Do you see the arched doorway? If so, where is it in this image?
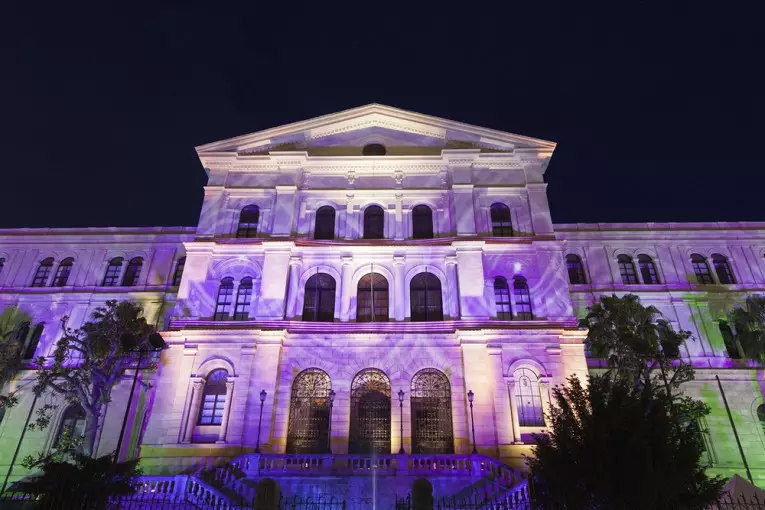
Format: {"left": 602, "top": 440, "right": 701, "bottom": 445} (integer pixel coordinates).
{"left": 410, "top": 369, "right": 454, "bottom": 454}
{"left": 349, "top": 369, "right": 391, "bottom": 454}
{"left": 286, "top": 368, "right": 332, "bottom": 453}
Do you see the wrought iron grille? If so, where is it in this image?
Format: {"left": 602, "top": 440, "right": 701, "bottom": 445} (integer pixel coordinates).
{"left": 410, "top": 368, "right": 454, "bottom": 454}
{"left": 514, "top": 368, "right": 544, "bottom": 427}
{"left": 349, "top": 368, "right": 391, "bottom": 453}
{"left": 286, "top": 368, "right": 331, "bottom": 454}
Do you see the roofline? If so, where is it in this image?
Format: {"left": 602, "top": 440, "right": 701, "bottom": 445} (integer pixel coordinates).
{"left": 554, "top": 222, "right": 765, "bottom": 232}
{"left": 195, "top": 103, "right": 556, "bottom": 153}
{"left": 0, "top": 226, "right": 197, "bottom": 236}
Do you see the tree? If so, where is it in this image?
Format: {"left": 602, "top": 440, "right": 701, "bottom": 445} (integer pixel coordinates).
{"left": 15, "top": 453, "right": 140, "bottom": 509}
{"left": 0, "top": 306, "right": 33, "bottom": 409}
{"left": 580, "top": 294, "right": 709, "bottom": 425}
{"left": 726, "top": 295, "right": 765, "bottom": 363}
{"left": 527, "top": 374, "right": 724, "bottom": 509}
{"left": 30, "top": 300, "right": 161, "bottom": 456}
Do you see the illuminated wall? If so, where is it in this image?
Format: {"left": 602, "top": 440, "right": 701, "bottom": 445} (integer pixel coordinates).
{"left": 0, "top": 105, "right": 762, "bottom": 493}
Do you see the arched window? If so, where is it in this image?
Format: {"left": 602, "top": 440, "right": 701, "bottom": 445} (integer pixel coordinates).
{"left": 287, "top": 368, "right": 332, "bottom": 454}
{"left": 0, "top": 257, "right": 5, "bottom": 277}
{"left": 349, "top": 369, "right": 391, "bottom": 454}
{"left": 638, "top": 254, "right": 660, "bottom": 284}
{"left": 54, "top": 404, "right": 86, "bottom": 449}
{"left": 494, "top": 277, "right": 512, "bottom": 320}
{"left": 302, "top": 273, "right": 336, "bottom": 322}
{"left": 410, "top": 369, "right": 453, "bottom": 454}
{"left": 234, "top": 277, "right": 253, "bottom": 320}
{"left": 198, "top": 369, "right": 228, "bottom": 425}
{"left": 31, "top": 258, "right": 54, "bottom": 287}
{"left": 102, "top": 257, "right": 123, "bottom": 287}
{"left": 22, "top": 323, "right": 43, "bottom": 361}
{"left": 237, "top": 205, "right": 260, "bottom": 238}
{"left": 566, "top": 254, "right": 586, "bottom": 284}
{"left": 691, "top": 254, "right": 713, "bottom": 284}
{"left": 490, "top": 203, "right": 513, "bottom": 237}
{"left": 718, "top": 320, "right": 742, "bottom": 359}
{"left": 412, "top": 205, "right": 434, "bottom": 239}
{"left": 214, "top": 277, "right": 234, "bottom": 320}
{"left": 712, "top": 254, "right": 735, "bottom": 284}
{"left": 514, "top": 368, "right": 544, "bottom": 426}
{"left": 410, "top": 272, "right": 443, "bottom": 322}
{"left": 51, "top": 258, "right": 74, "bottom": 287}
{"left": 617, "top": 255, "right": 638, "bottom": 284}
{"left": 314, "top": 206, "right": 336, "bottom": 240}
{"left": 122, "top": 257, "right": 143, "bottom": 286}
{"left": 363, "top": 205, "right": 385, "bottom": 240}
{"left": 513, "top": 277, "right": 533, "bottom": 320}
{"left": 357, "top": 273, "right": 389, "bottom": 322}
{"left": 172, "top": 257, "right": 186, "bottom": 286}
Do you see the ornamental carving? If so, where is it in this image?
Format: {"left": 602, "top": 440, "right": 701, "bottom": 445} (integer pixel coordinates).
{"left": 393, "top": 170, "right": 405, "bottom": 186}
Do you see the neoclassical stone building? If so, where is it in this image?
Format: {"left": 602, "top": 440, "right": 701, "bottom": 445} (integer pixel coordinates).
{"left": 0, "top": 105, "right": 763, "bottom": 505}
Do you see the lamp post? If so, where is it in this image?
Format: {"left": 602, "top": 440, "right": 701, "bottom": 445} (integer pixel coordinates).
{"left": 467, "top": 390, "right": 477, "bottom": 454}
{"left": 398, "top": 389, "right": 405, "bottom": 454}
{"left": 327, "top": 389, "right": 336, "bottom": 454}
{"left": 255, "top": 389, "right": 267, "bottom": 453}
{"left": 115, "top": 332, "right": 167, "bottom": 463}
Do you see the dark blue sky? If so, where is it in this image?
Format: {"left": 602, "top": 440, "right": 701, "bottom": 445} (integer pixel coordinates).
{"left": 1, "top": 2, "right": 762, "bottom": 228}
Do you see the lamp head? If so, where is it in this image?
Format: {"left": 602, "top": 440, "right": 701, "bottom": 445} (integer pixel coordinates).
{"left": 467, "top": 390, "right": 474, "bottom": 403}
{"left": 329, "top": 389, "right": 336, "bottom": 402}
{"left": 398, "top": 389, "right": 404, "bottom": 402}
{"left": 260, "top": 389, "right": 267, "bottom": 402}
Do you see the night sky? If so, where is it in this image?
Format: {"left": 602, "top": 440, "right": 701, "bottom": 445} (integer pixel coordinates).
{"left": 2, "top": 3, "right": 762, "bottom": 229}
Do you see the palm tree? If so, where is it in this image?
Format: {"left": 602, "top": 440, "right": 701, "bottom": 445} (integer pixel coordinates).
{"left": 726, "top": 295, "right": 765, "bottom": 363}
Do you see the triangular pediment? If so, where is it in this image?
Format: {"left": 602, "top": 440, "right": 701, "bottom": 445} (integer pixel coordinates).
{"left": 196, "top": 104, "right": 555, "bottom": 156}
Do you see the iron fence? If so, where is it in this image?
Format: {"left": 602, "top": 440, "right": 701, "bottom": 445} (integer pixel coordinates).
{"left": 0, "top": 492, "right": 346, "bottom": 510}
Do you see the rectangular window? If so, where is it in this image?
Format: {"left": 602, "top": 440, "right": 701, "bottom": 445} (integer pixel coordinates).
{"left": 198, "top": 394, "right": 226, "bottom": 425}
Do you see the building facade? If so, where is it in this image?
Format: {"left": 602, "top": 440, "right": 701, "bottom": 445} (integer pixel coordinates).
{"left": 0, "top": 105, "right": 763, "bottom": 505}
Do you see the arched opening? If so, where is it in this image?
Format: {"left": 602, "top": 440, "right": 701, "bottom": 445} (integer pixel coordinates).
{"left": 234, "top": 277, "right": 253, "bottom": 320}
{"left": 357, "top": 273, "right": 389, "bottom": 322}
{"left": 214, "top": 277, "right": 235, "bottom": 320}
{"left": 712, "top": 254, "right": 735, "bottom": 284}
{"left": 31, "top": 257, "right": 54, "bottom": 287}
{"left": 52, "top": 258, "right": 74, "bottom": 287}
{"left": 638, "top": 254, "right": 660, "bottom": 284}
{"left": 363, "top": 205, "right": 385, "bottom": 240}
{"left": 691, "top": 254, "right": 713, "bottom": 284}
{"left": 514, "top": 368, "right": 544, "bottom": 426}
{"left": 237, "top": 205, "right": 260, "bottom": 238}
{"left": 314, "top": 206, "right": 336, "bottom": 240}
{"left": 412, "top": 205, "right": 434, "bottom": 239}
{"left": 410, "top": 272, "right": 443, "bottom": 322}
{"left": 122, "top": 257, "right": 143, "bottom": 286}
{"left": 349, "top": 369, "right": 391, "bottom": 454}
{"left": 410, "top": 369, "right": 453, "bottom": 454}
{"left": 54, "top": 404, "right": 87, "bottom": 451}
{"left": 566, "top": 254, "right": 586, "bottom": 284}
{"left": 493, "top": 277, "right": 512, "bottom": 320}
{"left": 286, "top": 369, "right": 332, "bottom": 454}
{"left": 617, "top": 255, "right": 638, "bottom": 284}
{"left": 490, "top": 203, "right": 513, "bottom": 236}
{"left": 302, "top": 273, "right": 336, "bottom": 322}
{"left": 198, "top": 369, "right": 228, "bottom": 426}
{"left": 513, "top": 277, "right": 533, "bottom": 320}
{"left": 102, "top": 257, "right": 124, "bottom": 287}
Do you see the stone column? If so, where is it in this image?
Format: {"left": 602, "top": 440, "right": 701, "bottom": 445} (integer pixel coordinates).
{"left": 452, "top": 185, "right": 477, "bottom": 236}
{"left": 256, "top": 244, "right": 292, "bottom": 320}
{"left": 393, "top": 255, "right": 406, "bottom": 320}
{"left": 271, "top": 185, "right": 298, "bottom": 237}
{"left": 182, "top": 379, "right": 203, "bottom": 443}
{"left": 455, "top": 243, "right": 489, "bottom": 319}
{"left": 394, "top": 194, "right": 404, "bottom": 240}
{"left": 445, "top": 256, "right": 459, "bottom": 319}
{"left": 217, "top": 381, "right": 235, "bottom": 443}
{"left": 507, "top": 380, "right": 522, "bottom": 443}
{"left": 339, "top": 255, "right": 354, "bottom": 321}
{"left": 489, "top": 348, "right": 514, "bottom": 447}
{"left": 540, "top": 379, "right": 552, "bottom": 429}
{"left": 344, "top": 194, "right": 355, "bottom": 240}
{"left": 286, "top": 257, "right": 302, "bottom": 319}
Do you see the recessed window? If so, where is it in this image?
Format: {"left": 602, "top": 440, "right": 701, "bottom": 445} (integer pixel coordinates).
{"left": 712, "top": 254, "right": 735, "bottom": 284}
{"left": 363, "top": 205, "right": 385, "bottom": 240}
{"left": 31, "top": 258, "right": 54, "bottom": 287}
{"left": 198, "top": 369, "right": 228, "bottom": 425}
{"left": 566, "top": 254, "right": 586, "bottom": 285}
{"left": 691, "top": 254, "right": 713, "bottom": 284}
{"left": 103, "top": 257, "right": 124, "bottom": 287}
{"left": 490, "top": 203, "right": 513, "bottom": 237}
{"left": 52, "top": 258, "right": 74, "bottom": 287}
{"left": 513, "top": 277, "right": 533, "bottom": 320}
{"left": 638, "top": 254, "right": 660, "bottom": 284}
{"left": 494, "top": 277, "right": 512, "bottom": 320}
{"left": 214, "top": 277, "right": 234, "bottom": 320}
{"left": 172, "top": 257, "right": 186, "bottom": 287}
{"left": 412, "top": 205, "right": 434, "bottom": 239}
{"left": 617, "top": 255, "right": 639, "bottom": 285}
{"left": 314, "top": 206, "right": 336, "bottom": 240}
{"left": 362, "top": 143, "right": 387, "bottom": 156}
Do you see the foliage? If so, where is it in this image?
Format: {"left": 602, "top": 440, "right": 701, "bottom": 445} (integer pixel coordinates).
{"left": 528, "top": 374, "right": 724, "bottom": 509}
{"left": 0, "top": 306, "right": 33, "bottom": 409}
{"left": 580, "top": 294, "right": 709, "bottom": 425}
{"left": 30, "top": 300, "right": 161, "bottom": 456}
{"left": 14, "top": 453, "right": 140, "bottom": 509}
{"left": 726, "top": 295, "right": 765, "bottom": 363}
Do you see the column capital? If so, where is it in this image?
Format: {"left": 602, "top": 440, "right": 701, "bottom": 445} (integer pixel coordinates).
{"left": 393, "top": 254, "right": 406, "bottom": 266}
{"left": 487, "top": 346, "right": 502, "bottom": 356}
{"left": 191, "top": 378, "right": 204, "bottom": 388}
{"left": 395, "top": 193, "right": 404, "bottom": 202}
{"left": 225, "top": 381, "right": 235, "bottom": 391}
{"left": 341, "top": 255, "right": 354, "bottom": 266}
{"left": 346, "top": 193, "right": 355, "bottom": 204}
{"left": 289, "top": 256, "right": 303, "bottom": 266}
{"left": 484, "top": 277, "right": 495, "bottom": 287}
{"left": 444, "top": 255, "right": 458, "bottom": 266}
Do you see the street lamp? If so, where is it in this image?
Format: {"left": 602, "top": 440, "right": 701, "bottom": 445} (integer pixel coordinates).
{"left": 467, "top": 390, "right": 477, "bottom": 454}
{"left": 327, "top": 389, "right": 336, "bottom": 454}
{"left": 115, "top": 332, "right": 167, "bottom": 463}
{"left": 398, "top": 389, "right": 405, "bottom": 454}
{"left": 255, "top": 389, "right": 267, "bottom": 453}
